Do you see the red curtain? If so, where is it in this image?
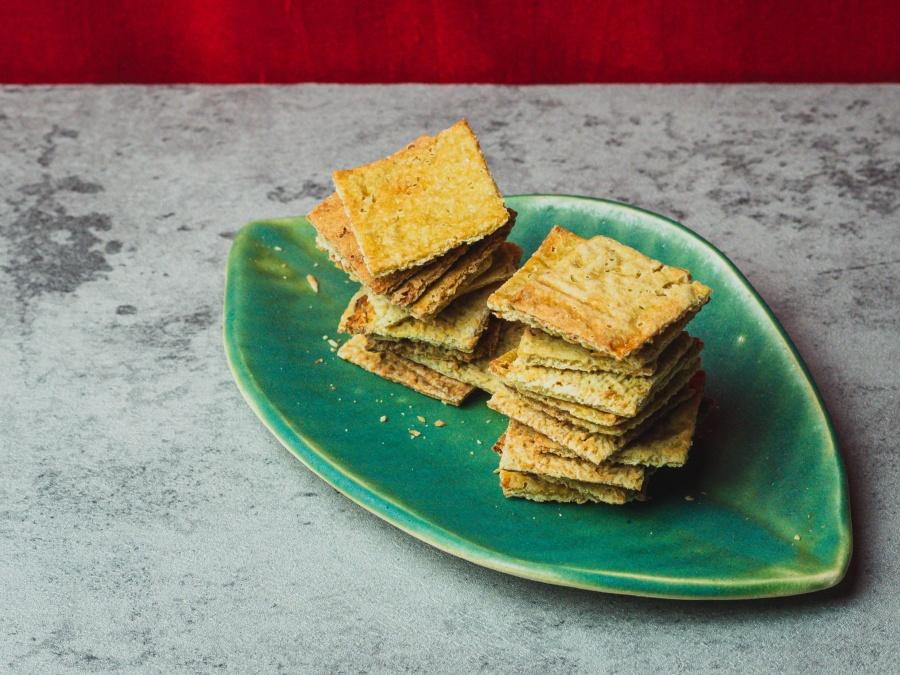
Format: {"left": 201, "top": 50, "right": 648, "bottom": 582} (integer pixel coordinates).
{"left": 1, "top": 0, "right": 897, "bottom": 83}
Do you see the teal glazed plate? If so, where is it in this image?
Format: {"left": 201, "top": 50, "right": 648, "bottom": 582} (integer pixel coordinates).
{"left": 224, "top": 194, "right": 851, "bottom": 599}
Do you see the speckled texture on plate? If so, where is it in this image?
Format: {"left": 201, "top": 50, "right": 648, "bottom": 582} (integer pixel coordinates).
{"left": 0, "top": 85, "right": 898, "bottom": 673}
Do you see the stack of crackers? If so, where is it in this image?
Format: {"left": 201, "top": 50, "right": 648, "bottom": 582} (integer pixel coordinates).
{"left": 486, "top": 226, "right": 711, "bottom": 505}
{"left": 307, "top": 120, "right": 521, "bottom": 404}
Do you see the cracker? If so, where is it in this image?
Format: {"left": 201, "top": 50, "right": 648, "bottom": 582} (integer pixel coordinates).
{"left": 401, "top": 348, "right": 500, "bottom": 394}
{"left": 390, "top": 321, "right": 521, "bottom": 394}
{"left": 339, "top": 285, "right": 495, "bottom": 353}
{"left": 487, "top": 386, "right": 638, "bottom": 463}
{"left": 405, "top": 223, "right": 511, "bottom": 319}
{"left": 491, "top": 373, "right": 701, "bottom": 468}
{"left": 308, "top": 194, "right": 414, "bottom": 294}
{"left": 332, "top": 119, "right": 509, "bottom": 276}
{"left": 336, "top": 335, "right": 475, "bottom": 405}
{"left": 494, "top": 376, "right": 702, "bottom": 470}
{"left": 369, "top": 317, "right": 502, "bottom": 364}
{"left": 515, "top": 315, "right": 691, "bottom": 375}
{"left": 460, "top": 242, "right": 523, "bottom": 296}
{"left": 498, "top": 470, "right": 634, "bottom": 505}
{"left": 610, "top": 376, "right": 704, "bottom": 467}
{"left": 529, "top": 359, "right": 699, "bottom": 435}
{"left": 500, "top": 420, "right": 646, "bottom": 491}
{"left": 529, "top": 374, "right": 704, "bottom": 468}
{"left": 488, "top": 225, "right": 582, "bottom": 318}
{"left": 309, "top": 191, "right": 471, "bottom": 307}
{"left": 499, "top": 335, "right": 701, "bottom": 416}
{"left": 387, "top": 320, "right": 513, "bottom": 394}
{"left": 386, "top": 243, "right": 470, "bottom": 306}
{"left": 489, "top": 226, "right": 710, "bottom": 358}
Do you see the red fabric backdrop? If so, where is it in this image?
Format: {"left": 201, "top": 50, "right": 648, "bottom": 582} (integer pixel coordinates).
{"left": 2, "top": 0, "right": 898, "bottom": 83}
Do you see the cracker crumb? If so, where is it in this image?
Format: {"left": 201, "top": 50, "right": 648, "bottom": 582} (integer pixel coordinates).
{"left": 417, "top": 415, "right": 426, "bottom": 424}
{"left": 314, "top": 358, "right": 323, "bottom": 364}
{"left": 273, "top": 245, "right": 283, "bottom": 251}
{"left": 306, "top": 274, "right": 319, "bottom": 293}
{"left": 408, "top": 429, "right": 421, "bottom": 438}
{"left": 322, "top": 335, "right": 328, "bottom": 340}
{"left": 379, "top": 415, "right": 388, "bottom": 423}
{"left": 328, "top": 384, "right": 336, "bottom": 391}
{"left": 793, "top": 534, "right": 801, "bottom": 541}
{"left": 684, "top": 495, "right": 694, "bottom": 501}
{"left": 327, "top": 339, "right": 339, "bottom": 348}
{"left": 476, "top": 439, "right": 482, "bottom": 445}
{"left": 434, "top": 420, "right": 445, "bottom": 427}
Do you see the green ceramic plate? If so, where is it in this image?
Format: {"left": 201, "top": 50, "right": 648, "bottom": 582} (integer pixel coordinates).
{"left": 224, "top": 194, "right": 851, "bottom": 599}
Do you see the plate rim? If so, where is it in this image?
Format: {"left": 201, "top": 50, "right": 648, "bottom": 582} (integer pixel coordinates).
{"left": 223, "top": 193, "right": 852, "bottom": 600}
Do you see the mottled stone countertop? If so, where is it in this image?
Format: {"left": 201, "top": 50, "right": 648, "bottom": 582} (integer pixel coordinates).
{"left": 1, "top": 85, "right": 898, "bottom": 673}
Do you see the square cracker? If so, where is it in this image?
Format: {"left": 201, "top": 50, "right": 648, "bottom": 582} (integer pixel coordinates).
{"left": 386, "top": 243, "right": 470, "bottom": 306}
{"left": 489, "top": 226, "right": 710, "bottom": 359}
{"left": 308, "top": 193, "right": 413, "bottom": 294}
{"left": 339, "top": 284, "right": 495, "bottom": 353}
{"left": 404, "top": 222, "right": 511, "bottom": 320}
{"left": 527, "top": 359, "right": 700, "bottom": 436}
{"left": 498, "top": 470, "right": 634, "bottom": 505}
{"left": 332, "top": 119, "right": 509, "bottom": 276}
{"left": 515, "top": 314, "right": 691, "bottom": 376}
{"left": 368, "top": 317, "right": 502, "bottom": 364}
{"left": 337, "top": 335, "right": 475, "bottom": 406}
{"left": 500, "top": 334, "right": 702, "bottom": 417}
{"left": 496, "top": 374, "right": 704, "bottom": 469}
{"left": 399, "top": 348, "right": 499, "bottom": 394}
{"left": 460, "top": 242, "right": 523, "bottom": 296}
{"left": 487, "top": 385, "right": 637, "bottom": 463}
{"left": 383, "top": 322, "right": 522, "bottom": 394}
{"left": 611, "top": 375, "right": 704, "bottom": 467}
{"left": 488, "top": 365, "right": 700, "bottom": 464}
{"left": 500, "top": 420, "right": 646, "bottom": 491}
{"left": 310, "top": 192, "right": 472, "bottom": 300}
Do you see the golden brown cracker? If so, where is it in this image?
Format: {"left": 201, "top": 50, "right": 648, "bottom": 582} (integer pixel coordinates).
{"left": 333, "top": 119, "right": 509, "bottom": 276}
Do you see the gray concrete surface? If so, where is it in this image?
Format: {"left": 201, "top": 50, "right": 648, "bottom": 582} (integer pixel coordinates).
{"left": 1, "top": 85, "right": 898, "bottom": 673}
